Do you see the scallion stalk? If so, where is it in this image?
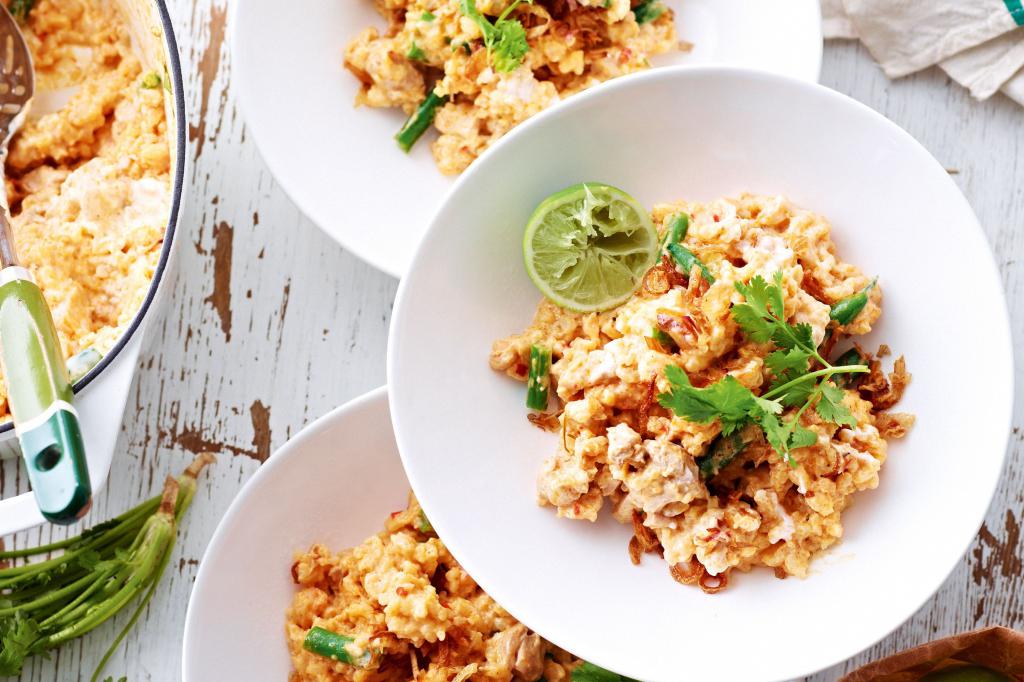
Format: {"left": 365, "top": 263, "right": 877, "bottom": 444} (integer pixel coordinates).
{"left": 526, "top": 344, "right": 552, "bottom": 411}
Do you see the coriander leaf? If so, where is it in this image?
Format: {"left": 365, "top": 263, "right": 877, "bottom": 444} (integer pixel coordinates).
{"left": 734, "top": 274, "right": 777, "bottom": 319}
{"left": 752, "top": 395, "right": 782, "bottom": 416}
{"left": 460, "top": 0, "right": 533, "bottom": 72}
{"left": 730, "top": 302, "right": 774, "bottom": 343}
{"left": 765, "top": 348, "right": 810, "bottom": 376}
{"left": 658, "top": 366, "right": 757, "bottom": 434}
{"left": 769, "top": 373, "right": 815, "bottom": 408}
{"left": 489, "top": 18, "right": 529, "bottom": 72}
{"left": 754, "top": 412, "right": 789, "bottom": 462}
{"left": 572, "top": 661, "right": 641, "bottom": 682}
{"left": 0, "top": 614, "right": 40, "bottom": 676}
{"left": 421, "top": 11, "right": 436, "bottom": 21}
{"left": 816, "top": 382, "right": 857, "bottom": 428}
{"left": 775, "top": 322, "right": 815, "bottom": 353}
{"left": 789, "top": 425, "right": 818, "bottom": 449}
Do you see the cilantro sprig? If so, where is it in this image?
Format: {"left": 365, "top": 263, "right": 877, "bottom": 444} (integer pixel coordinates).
{"left": 460, "top": 0, "right": 533, "bottom": 72}
{"left": 658, "top": 272, "right": 868, "bottom": 467}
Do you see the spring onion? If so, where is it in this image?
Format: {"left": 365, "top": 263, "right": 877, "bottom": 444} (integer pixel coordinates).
{"left": 830, "top": 278, "right": 876, "bottom": 326}
{"left": 660, "top": 213, "right": 689, "bottom": 252}
{"left": 526, "top": 344, "right": 551, "bottom": 411}
{"left": 667, "top": 242, "right": 714, "bottom": 284}
{"left": 395, "top": 90, "right": 448, "bottom": 152}
{"left": 302, "top": 627, "right": 372, "bottom": 667}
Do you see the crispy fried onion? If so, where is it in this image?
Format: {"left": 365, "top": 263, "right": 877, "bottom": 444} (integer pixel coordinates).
{"left": 527, "top": 410, "right": 562, "bottom": 432}
{"left": 858, "top": 349, "right": 910, "bottom": 411}
{"left": 656, "top": 309, "right": 699, "bottom": 347}
{"left": 641, "top": 254, "right": 687, "bottom": 296}
{"left": 635, "top": 379, "right": 657, "bottom": 437}
{"left": 669, "top": 557, "right": 731, "bottom": 593}
{"left": 628, "top": 510, "right": 662, "bottom": 565}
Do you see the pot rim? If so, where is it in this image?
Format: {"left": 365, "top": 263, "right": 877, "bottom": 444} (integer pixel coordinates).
{"left": 0, "top": 0, "right": 188, "bottom": 434}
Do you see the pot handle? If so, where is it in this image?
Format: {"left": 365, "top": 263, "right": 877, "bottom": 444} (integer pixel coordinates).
{"left": 0, "top": 269, "right": 92, "bottom": 524}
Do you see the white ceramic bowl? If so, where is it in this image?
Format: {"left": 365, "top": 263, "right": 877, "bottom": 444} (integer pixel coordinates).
{"left": 230, "top": 0, "right": 822, "bottom": 277}
{"left": 181, "top": 387, "right": 409, "bottom": 681}
{"left": 388, "top": 66, "right": 1014, "bottom": 682}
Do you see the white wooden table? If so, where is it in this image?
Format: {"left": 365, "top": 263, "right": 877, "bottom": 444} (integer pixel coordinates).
{"left": 2, "top": 1, "right": 1022, "bottom": 680}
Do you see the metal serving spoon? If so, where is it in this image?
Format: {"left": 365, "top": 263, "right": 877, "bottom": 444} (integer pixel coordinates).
{"left": 0, "top": 5, "right": 91, "bottom": 524}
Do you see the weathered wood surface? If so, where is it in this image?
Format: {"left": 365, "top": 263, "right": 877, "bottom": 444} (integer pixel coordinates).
{"left": 0, "top": 2, "right": 1020, "bottom": 678}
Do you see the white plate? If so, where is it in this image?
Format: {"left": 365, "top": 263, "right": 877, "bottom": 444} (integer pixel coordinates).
{"left": 230, "top": 0, "right": 822, "bottom": 277}
{"left": 388, "top": 66, "right": 1014, "bottom": 682}
{"left": 181, "top": 387, "right": 408, "bottom": 681}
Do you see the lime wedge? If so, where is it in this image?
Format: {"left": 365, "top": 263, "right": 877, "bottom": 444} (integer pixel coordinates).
{"left": 523, "top": 183, "right": 659, "bottom": 312}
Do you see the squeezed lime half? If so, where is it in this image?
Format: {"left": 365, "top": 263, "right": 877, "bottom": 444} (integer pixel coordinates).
{"left": 523, "top": 183, "right": 658, "bottom": 312}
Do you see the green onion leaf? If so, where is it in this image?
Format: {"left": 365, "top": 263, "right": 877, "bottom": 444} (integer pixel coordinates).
{"left": 302, "top": 627, "right": 371, "bottom": 667}
{"left": 829, "top": 278, "right": 876, "bottom": 326}
{"left": 633, "top": 0, "right": 666, "bottom": 24}
{"left": 526, "top": 344, "right": 552, "bottom": 411}
{"left": 395, "top": 90, "right": 448, "bottom": 152}
{"left": 667, "top": 242, "right": 714, "bottom": 284}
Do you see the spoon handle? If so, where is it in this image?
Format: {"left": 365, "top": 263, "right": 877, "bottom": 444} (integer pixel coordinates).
{"left": 0, "top": 266, "right": 92, "bottom": 524}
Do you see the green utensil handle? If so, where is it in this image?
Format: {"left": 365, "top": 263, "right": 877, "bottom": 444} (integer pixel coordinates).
{"left": 0, "top": 267, "right": 91, "bottom": 524}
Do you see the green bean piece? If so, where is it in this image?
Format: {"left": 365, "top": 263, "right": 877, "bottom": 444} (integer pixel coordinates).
{"left": 394, "top": 91, "right": 448, "bottom": 153}
{"left": 829, "top": 278, "right": 877, "bottom": 326}
{"left": 302, "top": 627, "right": 371, "bottom": 667}
{"left": 832, "top": 348, "right": 865, "bottom": 389}
{"left": 667, "top": 243, "right": 714, "bottom": 284}
{"left": 697, "top": 425, "right": 757, "bottom": 479}
{"left": 526, "top": 344, "right": 552, "bottom": 411}
{"left": 649, "top": 327, "right": 678, "bottom": 353}
{"left": 660, "top": 213, "right": 689, "bottom": 252}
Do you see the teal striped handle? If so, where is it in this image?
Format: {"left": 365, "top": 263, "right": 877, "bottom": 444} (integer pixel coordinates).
{"left": 0, "top": 268, "right": 91, "bottom": 524}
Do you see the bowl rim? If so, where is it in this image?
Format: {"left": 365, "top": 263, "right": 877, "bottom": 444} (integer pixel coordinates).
{"left": 0, "top": 0, "right": 189, "bottom": 434}
{"left": 180, "top": 385, "right": 390, "bottom": 682}
{"left": 226, "top": 0, "right": 824, "bottom": 278}
{"left": 387, "top": 64, "right": 1015, "bottom": 681}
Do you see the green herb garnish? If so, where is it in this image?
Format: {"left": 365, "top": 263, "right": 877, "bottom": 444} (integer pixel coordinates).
{"left": 659, "top": 273, "right": 867, "bottom": 466}
{"left": 407, "top": 41, "right": 426, "bottom": 62}
{"left": 0, "top": 455, "right": 214, "bottom": 680}
{"left": 140, "top": 71, "right": 162, "bottom": 89}
{"left": 460, "top": 0, "right": 533, "bottom": 72}
{"left": 8, "top": 0, "right": 33, "bottom": 22}
{"left": 421, "top": 11, "right": 436, "bottom": 21}
{"left": 632, "top": 0, "right": 666, "bottom": 24}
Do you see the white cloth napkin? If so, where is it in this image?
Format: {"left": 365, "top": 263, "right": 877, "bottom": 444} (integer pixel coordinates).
{"left": 821, "top": 0, "right": 1024, "bottom": 106}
